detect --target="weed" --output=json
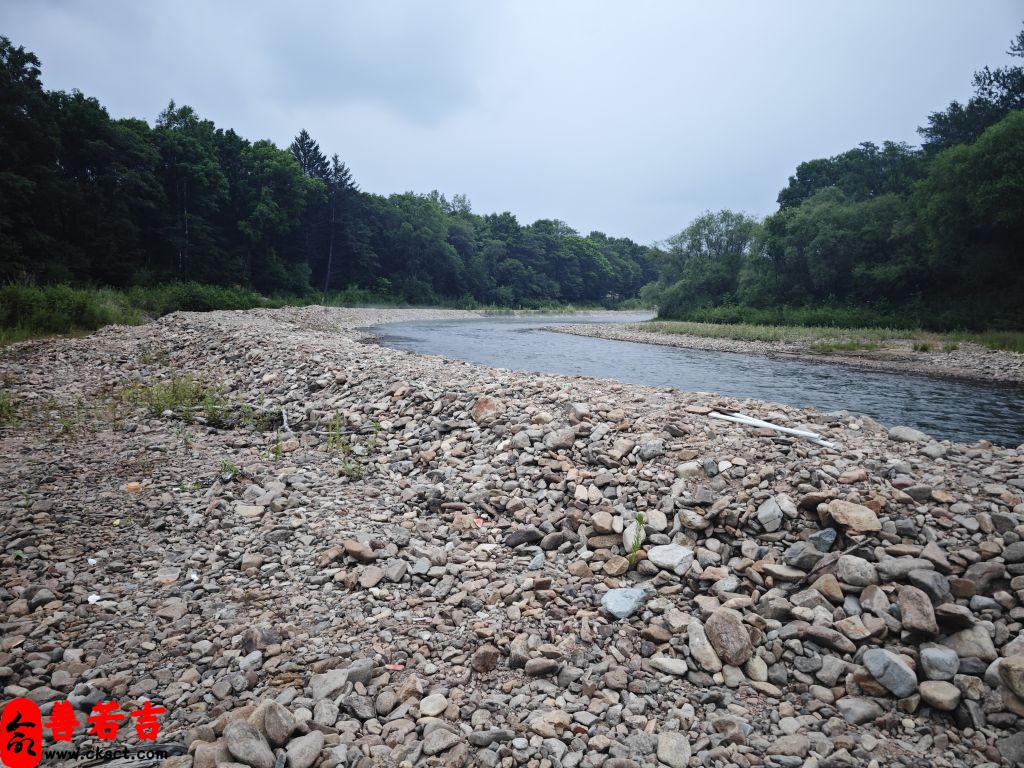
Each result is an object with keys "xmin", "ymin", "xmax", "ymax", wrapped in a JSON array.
[
  {"xmin": 0, "ymin": 391, "xmax": 15, "ymax": 426},
  {"xmin": 119, "ymin": 374, "xmax": 219, "ymax": 422},
  {"xmin": 627, "ymin": 512, "xmax": 646, "ymax": 566},
  {"xmin": 809, "ymin": 340, "xmax": 881, "ymax": 354},
  {"xmin": 219, "ymin": 460, "xmax": 241, "ymax": 476},
  {"xmin": 912, "ymin": 342, "xmax": 932, "ymax": 352},
  {"xmin": 943, "ymin": 342, "xmax": 959, "ymax": 353},
  {"xmin": 271, "ymin": 429, "xmax": 283, "ymax": 463}
]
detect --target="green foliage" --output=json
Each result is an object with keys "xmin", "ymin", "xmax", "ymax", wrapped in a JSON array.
[
  {"xmin": 219, "ymin": 460, "xmax": 240, "ymax": 476},
  {"xmin": 119, "ymin": 374, "xmax": 222, "ymax": 422},
  {"xmin": 627, "ymin": 512, "xmax": 646, "ymax": 566},
  {"xmin": 0, "ymin": 34, "xmax": 655, "ymax": 313},
  {"xmin": 0, "ymin": 391, "xmax": 15, "ymax": 426}
]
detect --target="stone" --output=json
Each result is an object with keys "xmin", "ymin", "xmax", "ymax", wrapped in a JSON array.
[
  {"xmin": 504, "ymin": 527, "xmax": 543, "ymax": 547},
  {"xmin": 649, "ymin": 657, "xmax": 689, "ymax": 676},
  {"xmin": 908, "ymin": 570, "xmax": 953, "ymax": 604},
  {"xmin": 471, "ymin": 396, "xmax": 504, "ymax": 423},
  {"xmin": 920, "ymin": 646, "xmax": 959, "ymax": 681},
  {"xmin": 646, "ymin": 543, "xmax": 694, "ymax": 574},
  {"xmin": 285, "ymin": 731, "xmax": 323, "ymax": 768},
  {"xmin": 472, "ymin": 644, "xmax": 501, "ymax": 673},
  {"xmin": 604, "ymin": 555, "xmax": 630, "ymax": 576},
  {"xmin": 897, "ymin": 585, "xmax": 938, "ymax": 636},
  {"xmin": 601, "ymin": 588, "xmax": 647, "ymax": 619},
  {"xmin": 341, "ymin": 539, "xmax": 376, "ymax": 563},
  {"xmin": 827, "ymin": 500, "xmax": 881, "ymax": 532},
  {"xmin": 544, "ymin": 426, "xmax": 576, "ymax": 450},
  {"xmin": 756, "ymin": 497, "xmax": 783, "ymax": 532},
  {"xmin": 942, "ymin": 625, "xmax": 997, "ymax": 662},
  {"xmin": 262, "ymin": 701, "xmax": 295, "ymax": 746},
  {"xmin": 918, "ymin": 680, "xmax": 961, "ymax": 711},
  {"xmin": 422, "ymin": 728, "xmax": 461, "ymax": 756},
  {"xmin": 862, "ymin": 648, "xmax": 918, "ymax": 698},
  {"xmin": 420, "ymin": 693, "xmax": 448, "ymax": 717},
  {"xmin": 704, "ymin": 608, "xmax": 753, "ymax": 666},
  {"xmin": 688, "ymin": 620, "xmax": 722, "ymax": 673},
  {"xmin": 525, "ymin": 658, "xmax": 559, "ymax": 676},
  {"xmin": 835, "ymin": 555, "xmax": 878, "ymax": 587},
  {"xmin": 836, "ymin": 697, "xmax": 882, "ymax": 725},
  {"xmin": 224, "ymin": 721, "xmax": 275, "ymax": 768},
  {"xmin": 888, "ymin": 425, "xmax": 929, "ymax": 442},
  {"xmin": 656, "ymin": 731, "xmax": 691, "ymax": 768},
  {"xmin": 998, "ymin": 656, "xmax": 1024, "ymax": 699},
  {"xmin": 997, "ymin": 731, "xmax": 1024, "ymax": 765},
  {"xmin": 767, "ymin": 734, "xmax": 810, "ymax": 757}
]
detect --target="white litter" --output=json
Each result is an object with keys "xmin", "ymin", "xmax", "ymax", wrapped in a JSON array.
[
  {"xmin": 87, "ymin": 558, "xmax": 97, "ymax": 565},
  {"xmin": 87, "ymin": 594, "xmax": 101, "ymax": 604},
  {"xmin": 709, "ymin": 410, "xmax": 836, "ymax": 449}
]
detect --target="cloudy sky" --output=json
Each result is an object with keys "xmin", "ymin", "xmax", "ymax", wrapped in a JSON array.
[{"xmin": 4, "ymin": 1, "xmax": 1021, "ymax": 243}]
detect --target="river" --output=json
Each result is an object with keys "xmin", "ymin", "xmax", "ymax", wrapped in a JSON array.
[{"xmin": 372, "ymin": 312, "xmax": 1024, "ymax": 446}]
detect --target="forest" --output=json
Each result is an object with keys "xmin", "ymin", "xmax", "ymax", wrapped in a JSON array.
[
  {"xmin": 0, "ymin": 35, "xmax": 655, "ymax": 313},
  {"xmin": 2, "ymin": 29, "xmax": 1023, "ymax": 335},
  {"xmin": 647, "ymin": 28, "xmax": 1024, "ymax": 331}
]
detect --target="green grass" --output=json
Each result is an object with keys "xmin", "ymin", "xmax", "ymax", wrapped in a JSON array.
[
  {"xmin": 0, "ymin": 391, "xmax": 15, "ymax": 426},
  {"xmin": 640, "ymin": 320, "xmax": 1024, "ymax": 354},
  {"xmin": 119, "ymin": 374, "xmax": 223, "ymax": 421}
]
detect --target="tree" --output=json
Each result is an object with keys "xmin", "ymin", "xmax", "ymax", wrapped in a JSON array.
[
  {"xmin": 919, "ymin": 26, "xmax": 1024, "ymax": 152},
  {"xmin": 289, "ymin": 129, "xmax": 329, "ymax": 180}
]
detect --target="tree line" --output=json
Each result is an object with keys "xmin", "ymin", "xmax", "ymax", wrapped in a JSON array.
[
  {"xmin": 647, "ymin": 28, "xmax": 1024, "ymax": 331},
  {"xmin": 0, "ymin": 36, "xmax": 655, "ymax": 307}
]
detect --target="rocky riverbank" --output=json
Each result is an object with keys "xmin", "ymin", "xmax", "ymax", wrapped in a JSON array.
[
  {"xmin": 550, "ymin": 323, "xmax": 1024, "ymax": 385},
  {"xmin": 1, "ymin": 305, "xmax": 1023, "ymax": 768}
]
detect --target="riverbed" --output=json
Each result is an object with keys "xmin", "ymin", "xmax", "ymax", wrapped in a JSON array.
[{"xmin": 373, "ymin": 312, "xmax": 1024, "ymax": 445}]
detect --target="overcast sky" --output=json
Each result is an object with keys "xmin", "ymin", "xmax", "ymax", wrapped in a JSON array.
[{"xmin": 3, "ymin": 1, "xmax": 1021, "ymax": 243}]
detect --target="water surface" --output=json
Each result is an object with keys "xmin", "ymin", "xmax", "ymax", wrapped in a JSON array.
[{"xmin": 373, "ymin": 313, "xmax": 1024, "ymax": 446}]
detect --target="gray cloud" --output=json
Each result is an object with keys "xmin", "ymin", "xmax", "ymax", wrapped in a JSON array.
[{"xmin": 3, "ymin": 0, "xmax": 1020, "ymax": 242}]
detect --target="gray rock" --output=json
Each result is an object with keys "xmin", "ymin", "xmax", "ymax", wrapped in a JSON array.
[
  {"xmin": 544, "ymin": 426, "xmax": 576, "ymax": 450},
  {"xmin": 835, "ymin": 555, "xmax": 878, "ymax": 587},
  {"xmin": 224, "ymin": 721, "xmax": 275, "ymax": 768},
  {"xmin": 862, "ymin": 648, "xmax": 918, "ymax": 698},
  {"xmin": 756, "ymin": 498, "xmax": 783, "ymax": 532},
  {"xmin": 657, "ymin": 732, "xmax": 691, "ymax": 768},
  {"xmin": 997, "ymin": 731, "xmax": 1024, "ymax": 764},
  {"xmin": 888, "ymin": 425, "xmax": 929, "ymax": 442},
  {"xmin": 646, "ymin": 543, "xmax": 694, "ymax": 574},
  {"xmin": 649, "ymin": 657, "xmax": 689, "ymax": 676},
  {"xmin": 262, "ymin": 701, "xmax": 295, "ymax": 746},
  {"xmin": 941, "ymin": 625, "xmax": 997, "ymax": 661},
  {"xmin": 285, "ymin": 731, "xmax": 324, "ymax": 768},
  {"xmin": 601, "ymin": 588, "xmax": 647, "ymax": 619},
  {"xmin": 423, "ymin": 728, "xmax": 461, "ymax": 756},
  {"xmin": 908, "ymin": 569, "xmax": 952, "ymax": 604},
  {"xmin": 836, "ymin": 697, "xmax": 882, "ymax": 725},
  {"xmin": 420, "ymin": 693, "xmax": 448, "ymax": 717},
  {"xmin": 920, "ymin": 646, "xmax": 959, "ymax": 681}
]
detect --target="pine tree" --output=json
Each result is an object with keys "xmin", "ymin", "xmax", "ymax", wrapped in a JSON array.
[{"xmin": 288, "ymin": 129, "xmax": 329, "ymax": 180}]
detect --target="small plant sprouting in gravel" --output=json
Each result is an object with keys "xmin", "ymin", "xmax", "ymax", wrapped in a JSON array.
[
  {"xmin": 0, "ymin": 391, "xmax": 16, "ymax": 426},
  {"xmin": 219, "ymin": 460, "xmax": 241, "ymax": 476},
  {"xmin": 913, "ymin": 342, "xmax": 933, "ymax": 352},
  {"xmin": 627, "ymin": 511, "xmax": 646, "ymax": 566},
  {"xmin": 271, "ymin": 429, "xmax": 283, "ymax": 463},
  {"xmin": 119, "ymin": 373, "xmax": 221, "ymax": 422}
]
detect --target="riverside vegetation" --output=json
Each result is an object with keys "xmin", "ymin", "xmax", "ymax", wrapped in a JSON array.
[{"xmin": 1, "ymin": 306, "xmax": 1024, "ymax": 767}]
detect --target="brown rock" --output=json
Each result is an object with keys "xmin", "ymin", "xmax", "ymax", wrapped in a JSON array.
[
  {"xmin": 897, "ymin": 585, "xmax": 939, "ymax": 636},
  {"xmin": 342, "ymin": 539, "xmax": 376, "ymax": 563},
  {"xmin": 472, "ymin": 645, "xmax": 501, "ymax": 673},
  {"xmin": 470, "ymin": 396, "xmax": 504, "ymax": 424},
  {"xmin": 704, "ymin": 608, "xmax": 753, "ymax": 666},
  {"xmin": 826, "ymin": 500, "xmax": 881, "ymax": 532}
]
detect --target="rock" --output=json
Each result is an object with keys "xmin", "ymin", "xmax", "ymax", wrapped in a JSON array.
[
  {"xmin": 471, "ymin": 396, "xmax": 504, "ymax": 423},
  {"xmin": 601, "ymin": 588, "xmax": 647, "ymax": 619},
  {"xmin": 604, "ymin": 555, "xmax": 630, "ymax": 576},
  {"xmin": 656, "ymin": 731, "xmax": 691, "ymax": 768},
  {"xmin": 920, "ymin": 646, "xmax": 959, "ymax": 681},
  {"xmin": 889, "ymin": 425, "xmax": 929, "ymax": 442},
  {"xmin": 341, "ymin": 539, "xmax": 376, "ymax": 563},
  {"xmin": 997, "ymin": 731, "xmax": 1024, "ymax": 764},
  {"xmin": 544, "ymin": 425, "xmax": 576, "ymax": 450},
  {"xmin": 262, "ymin": 701, "xmax": 295, "ymax": 746},
  {"xmin": 525, "ymin": 658, "xmax": 560, "ymax": 676},
  {"xmin": 649, "ymin": 657, "xmax": 689, "ymax": 676},
  {"xmin": 918, "ymin": 680, "xmax": 961, "ymax": 711},
  {"xmin": 835, "ymin": 555, "xmax": 878, "ymax": 587},
  {"xmin": 505, "ymin": 527, "xmax": 543, "ymax": 547},
  {"xmin": 688, "ymin": 620, "xmax": 722, "ymax": 673},
  {"xmin": 942, "ymin": 625, "xmax": 997, "ymax": 662},
  {"xmin": 998, "ymin": 656, "xmax": 1024, "ymax": 699},
  {"xmin": 837, "ymin": 697, "xmax": 882, "ymax": 725},
  {"xmin": 285, "ymin": 731, "xmax": 324, "ymax": 768},
  {"xmin": 472, "ymin": 644, "xmax": 501, "ymax": 673},
  {"xmin": 704, "ymin": 608, "xmax": 753, "ymax": 666},
  {"xmin": 908, "ymin": 570, "xmax": 953, "ymax": 604},
  {"xmin": 826, "ymin": 500, "xmax": 881, "ymax": 532},
  {"xmin": 756, "ymin": 497, "xmax": 783, "ymax": 532},
  {"xmin": 767, "ymin": 734, "xmax": 810, "ymax": 757},
  {"xmin": 422, "ymin": 728, "xmax": 461, "ymax": 756},
  {"xmin": 224, "ymin": 721, "xmax": 275, "ymax": 768},
  {"xmin": 646, "ymin": 543, "xmax": 694, "ymax": 574},
  {"xmin": 862, "ymin": 648, "xmax": 918, "ymax": 698},
  {"xmin": 897, "ymin": 585, "xmax": 939, "ymax": 636},
  {"xmin": 420, "ymin": 693, "xmax": 448, "ymax": 717}
]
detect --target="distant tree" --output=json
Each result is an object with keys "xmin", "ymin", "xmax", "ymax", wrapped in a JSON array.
[
  {"xmin": 289, "ymin": 129, "xmax": 329, "ymax": 180},
  {"xmin": 919, "ymin": 26, "xmax": 1024, "ymax": 152}
]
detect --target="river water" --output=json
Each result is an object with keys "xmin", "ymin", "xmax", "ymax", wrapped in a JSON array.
[{"xmin": 372, "ymin": 313, "xmax": 1024, "ymax": 446}]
